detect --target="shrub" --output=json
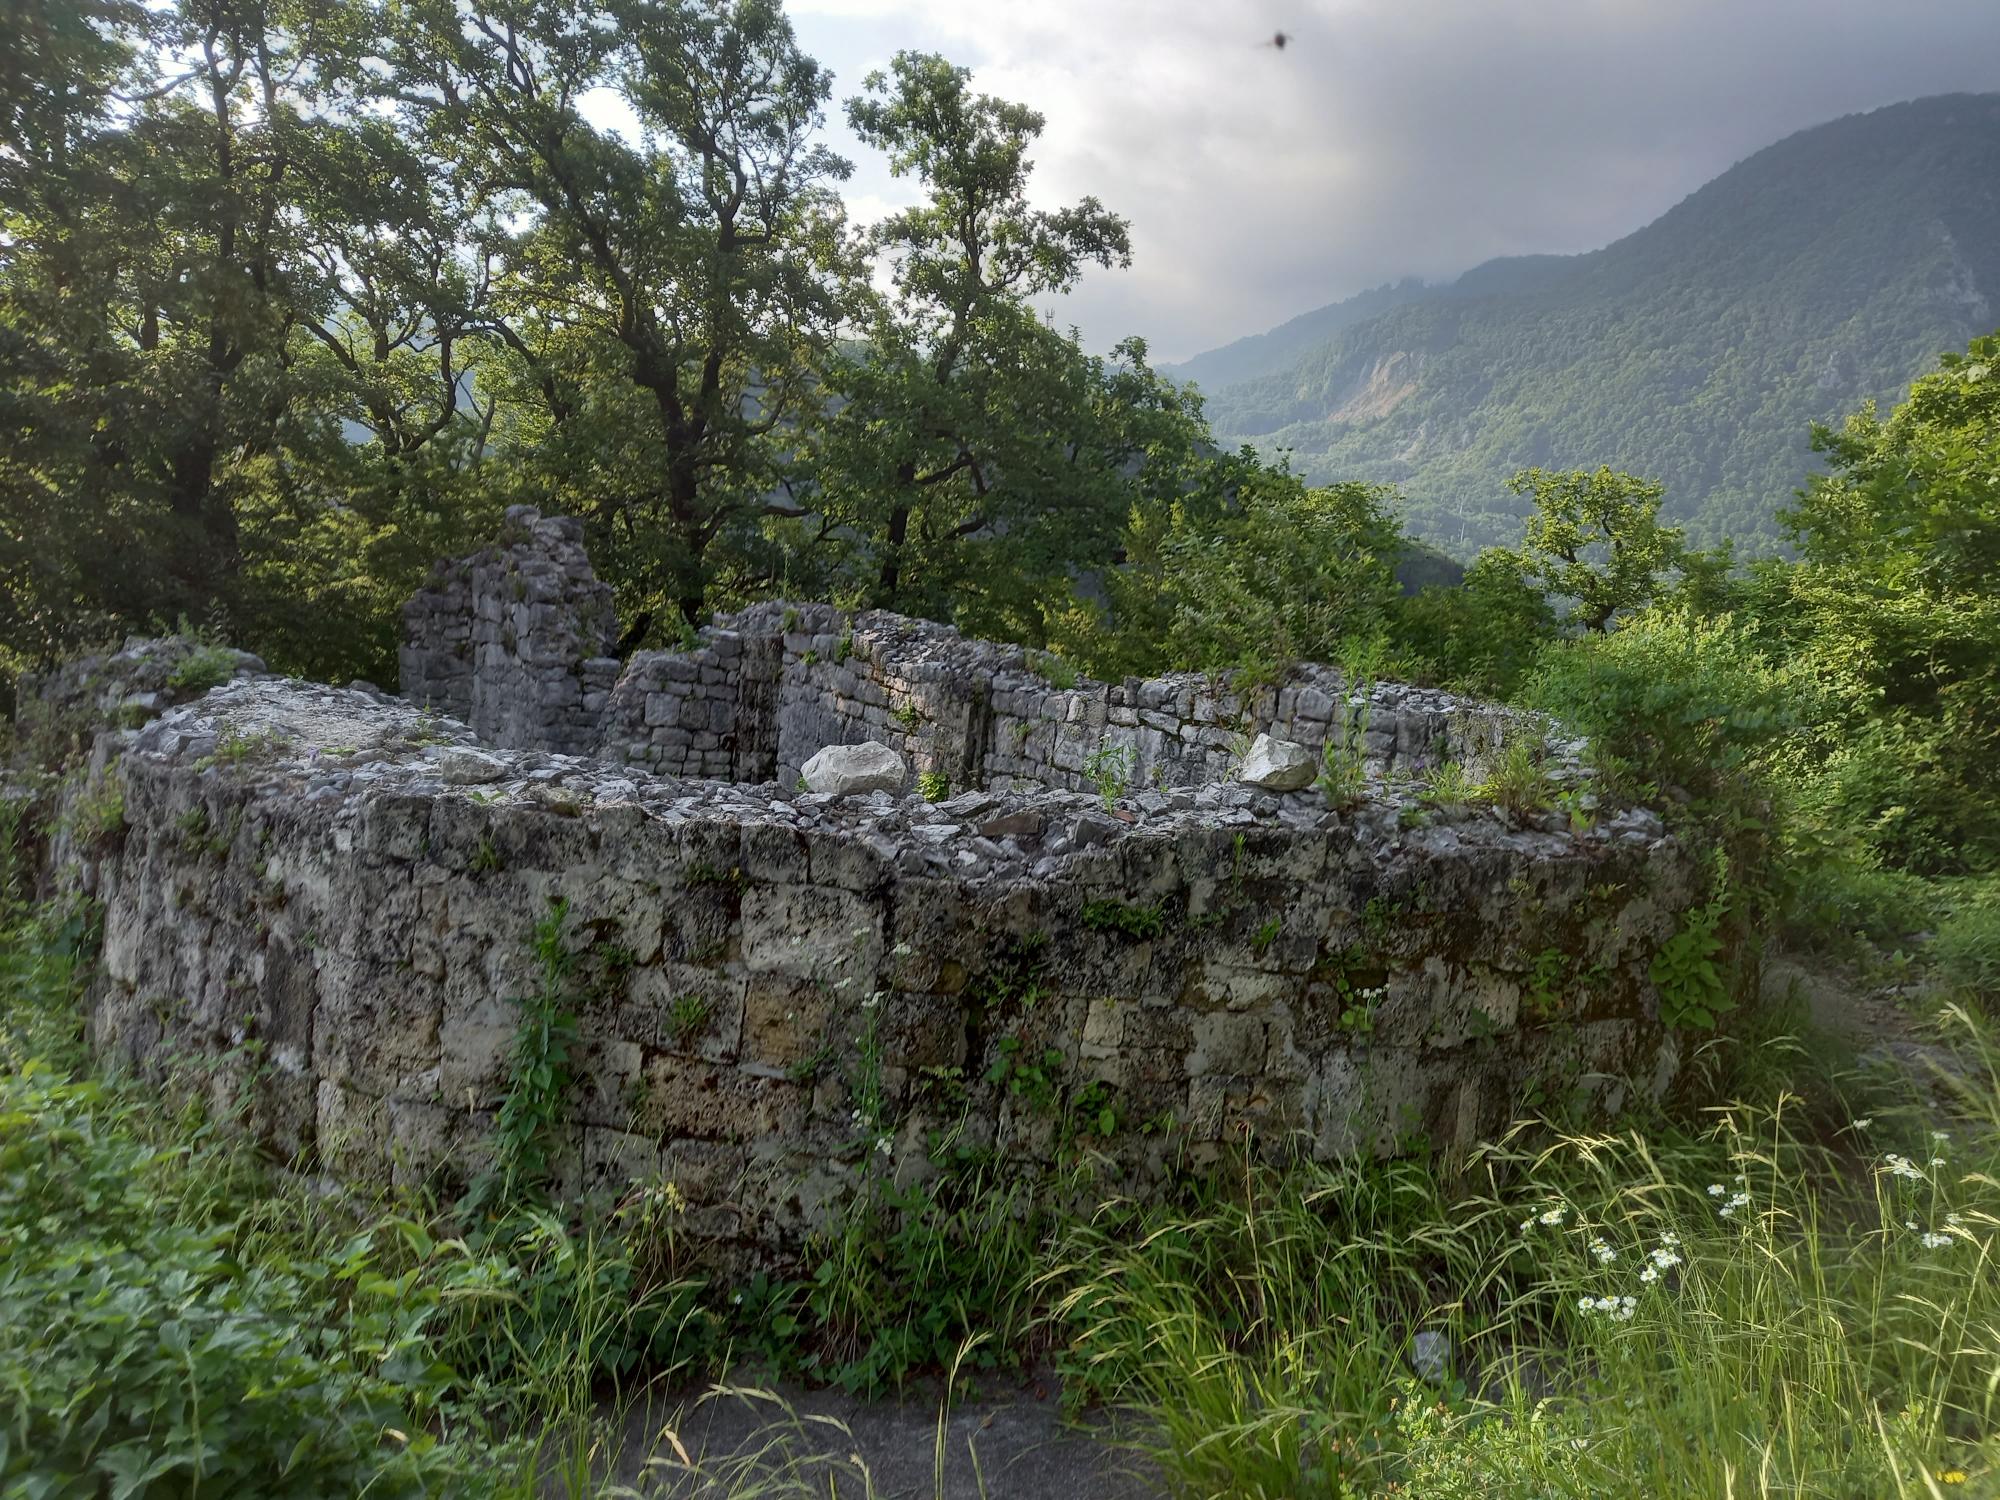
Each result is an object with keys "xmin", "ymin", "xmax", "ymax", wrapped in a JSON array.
[
  {"xmin": 1935, "ymin": 881, "xmax": 2000, "ymax": 999},
  {"xmin": 166, "ymin": 645, "xmax": 238, "ymax": 696},
  {"xmin": 1524, "ymin": 609, "xmax": 1817, "ymax": 806}
]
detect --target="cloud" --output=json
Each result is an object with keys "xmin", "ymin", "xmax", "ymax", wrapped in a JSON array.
[{"xmin": 781, "ymin": 0, "xmax": 2000, "ymax": 362}]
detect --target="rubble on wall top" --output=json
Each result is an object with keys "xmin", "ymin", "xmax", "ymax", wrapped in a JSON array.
[{"xmin": 124, "ymin": 676, "xmax": 1667, "ymax": 891}]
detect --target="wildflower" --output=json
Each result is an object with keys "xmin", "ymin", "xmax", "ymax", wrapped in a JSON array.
[
  {"xmin": 1639, "ymin": 1265, "xmax": 1659, "ymax": 1284},
  {"xmin": 1659, "ymin": 1231, "xmax": 1681, "ymax": 1247},
  {"xmin": 1884, "ymin": 1154, "xmax": 1926, "ymax": 1181},
  {"xmin": 1852, "ymin": 1117, "xmax": 1873, "ymax": 1130},
  {"xmin": 1576, "ymin": 1295, "xmax": 1595, "ymax": 1313},
  {"xmin": 1706, "ymin": 1184, "xmax": 1726, "ymax": 1197},
  {"xmin": 891, "ymin": 942, "xmax": 914, "ymax": 958},
  {"xmin": 1717, "ymin": 1190, "xmax": 1750, "ymax": 1219},
  {"xmin": 1589, "ymin": 1237, "xmax": 1617, "ymax": 1265},
  {"xmin": 1538, "ymin": 1207, "xmax": 1567, "ymax": 1226},
  {"xmin": 1947, "ymin": 1213, "xmax": 1964, "ymax": 1228},
  {"xmin": 1648, "ymin": 1247, "xmax": 1682, "ymax": 1270},
  {"xmin": 1938, "ymin": 1468, "xmax": 1967, "ymax": 1485},
  {"xmin": 1933, "ymin": 1131, "xmax": 1951, "ymax": 1144},
  {"xmin": 874, "ymin": 1134, "xmax": 892, "ymax": 1156},
  {"xmin": 1921, "ymin": 1231, "xmax": 1953, "ymax": 1250}
]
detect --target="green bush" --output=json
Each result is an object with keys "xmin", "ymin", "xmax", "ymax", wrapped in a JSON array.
[
  {"xmin": 1935, "ymin": 882, "xmax": 2000, "ymax": 999},
  {"xmin": 0, "ymin": 1070, "xmax": 479, "ymax": 1498},
  {"xmin": 165, "ymin": 644, "xmax": 238, "ymax": 696},
  {"xmin": 1524, "ymin": 609, "xmax": 1818, "ymax": 806}
]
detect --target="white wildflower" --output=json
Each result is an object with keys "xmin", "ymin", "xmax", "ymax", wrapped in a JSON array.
[
  {"xmin": 1590, "ymin": 1237, "xmax": 1617, "ymax": 1265},
  {"xmin": 1884, "ymin": 1154, "xmax": 1925, "ymax": 1181},
  {"xmin": 891, "ymin": 942, "xmax": 914, "ymax": 958},
  {"xmin": 1639, "ymin": 1265, "xmax": 1660, "ymax": 1284},
  {"xmin": 1538, "ymin": 1207, "xmax": 1567, "ymax": 1226},
  {"xmin": 1852, "ymin": 1118, "xmax": 1873, "ymax": 1130},
  {"xmin": 1921, "ymin": 1231, "xmax": 1953, "ymax": 1250},
  {"xmin": 1576, "ymin": 1295, "xmax": 1594, "ymax": 1313},
  {"xmin": 1706, "ymin": 1183, "xmax": 1726, "ymax": 1197},
  {"xmin": 874, "ymin": 1134, "xmax": 893, "ymax": 1156},
  {"xmin": 1649, "ymin": 1247, "xmax": 1682, "ymax": 1270}
]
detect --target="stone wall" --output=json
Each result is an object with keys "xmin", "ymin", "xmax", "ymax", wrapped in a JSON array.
[
  {"xmin": 405, "ymin": 513, "xmax": 1575, "ymax": 800},
  {"xmin": 70, "ymin": 673, "xmax": 1694, "ymax": 1263},
  {"xmin": 400, "ymin": 506, "xmax": 622, "ymax": 756}
]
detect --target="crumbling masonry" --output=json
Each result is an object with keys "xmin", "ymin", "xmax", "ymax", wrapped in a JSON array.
[{"xmin": 40, "ymin": 508, "xmax": 1700, "ymax": 1259}]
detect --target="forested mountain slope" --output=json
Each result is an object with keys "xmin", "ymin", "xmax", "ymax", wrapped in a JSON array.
[{"xmin": 1194, "ymin": 94, "xmax": 2000, "ymax": 552}]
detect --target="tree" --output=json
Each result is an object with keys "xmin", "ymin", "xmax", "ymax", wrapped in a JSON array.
[
  {"xmin": 392, "ymin": 0, "xmax": 855, "ymax": 638},
  {"xmin": 1495, "ymin": 467, "xmax": 1688, "ymax": 633},
  {"xmin": 1762, "ymin": 332, "xmax": 2000, "ymax": 872},
  {"xmin": 1057, "ymin": 453, "xmax": 1406, "ymax": 681},
  {"xmin": 801, "ymin": 52, "xmax": 1147, "ymax": 631},
  {"xmin": 0, "ymin": 0, "xmax": 367, "ymax": 656}
]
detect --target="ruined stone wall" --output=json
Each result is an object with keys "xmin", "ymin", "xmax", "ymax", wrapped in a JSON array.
[
  {"xmin": 399, "ymin": 506, "xmax": 622, "ymax": 756},
  {"xmin": 73, "ymin": 675, "xmax": 1694, "ymax": 1262},
  {"xmin": 407, "ymin": 515, "xmax": 1571, "ymax": 799}
]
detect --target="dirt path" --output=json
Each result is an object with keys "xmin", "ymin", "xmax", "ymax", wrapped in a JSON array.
[{"xmin": 593, "ymin": 1373, "xmax": 1161, "ymax": 1499}]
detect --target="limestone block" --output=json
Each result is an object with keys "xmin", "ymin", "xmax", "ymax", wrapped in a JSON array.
[
  {"xmin": 801, "ymin": 740, "xmax": 906, "ymax": 796},
  {"xmin": 1238, "ymin": 733, "xmax": 1317, "ymax": 791}
]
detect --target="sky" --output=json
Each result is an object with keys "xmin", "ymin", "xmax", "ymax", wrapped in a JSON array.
[{"xmin": 708, "ymin": 1, "xmax": 2000, "ymax": 364}]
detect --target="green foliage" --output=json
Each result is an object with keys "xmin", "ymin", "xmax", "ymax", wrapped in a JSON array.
[
  {"xmin": 1476, "ymin": 738, "xmax": 1558, "ymax": 820},
  {"xmin": 481, "ymin": 902, "xmax": 578, "ymax": 1205},
  {"xmin": 1488, "ymin": 468, "xmax": 1691, "ymax": 632},
  {"xmin": 1651, "ymin": 883, "xmax": 1736, "ymax": 1031},
  {"xmin": 1079, "ymin": 899, "xmax": 1167, "ymax": 940},
  {"xmin": 1934, "ymin": 881, "xmax": 2000, "ymax": 997},
  {"xmin": 668, "ymin": 992, "xmax": 712, "ymax": 1050},
  {"xmin": 0, "ymin": 1069, "xmax": 487, "ymax": 1498},
  {"xmin": 788, "ymin": 52, "xmax": 1213, "ymax": 644},
  {"xmin": 1061, "ymin": 459, "xmax": 1405, "ymax": 681},
  {"xmin": 1419, "ymin": 760, "xmax": 1477, "ymax": 806},
  {"xmin": 1317, "ymin": 710, "xmax": 1372, "ymax": 811},
  {"xmin": 1081, "ymin": 740, "xmax": 1133, "ymax": 811},
  {"xmin": 1756, "ymin": 333, "xmax": 2000, "ymax": 874},
  {"xmin": 166, "ymin": 646, "xmax": 237, "ymax": 696},
  {"xmin": 1526, "ymin": 609, "xmax": 1813, "ymax": 807},
  {"xmin": 916, "ymin": 770, "xmax": 950, "ymax": 802}
]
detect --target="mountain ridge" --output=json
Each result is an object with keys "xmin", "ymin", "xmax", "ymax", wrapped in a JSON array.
[{"xmin": 1185, "ymin": 93, "xmax": 2000, "ymax": 554}]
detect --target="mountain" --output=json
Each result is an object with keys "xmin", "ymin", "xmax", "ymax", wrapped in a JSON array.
[
  {"xmin": 1163, "ymin": 278, "xmax": 1437, "ymax": 392},
  {"xmin": 1189, "ymin": 94, "xmax": 2000, "ymax": 555}
]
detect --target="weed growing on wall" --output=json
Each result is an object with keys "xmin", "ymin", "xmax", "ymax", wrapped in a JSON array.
[
  {"xmin": 1082, "ymin": 740, "xmax": 1133, "ymax": 810},
  {"xmin": 479, "ymin": 899, "xmax": 579, "ymax": 1204}
]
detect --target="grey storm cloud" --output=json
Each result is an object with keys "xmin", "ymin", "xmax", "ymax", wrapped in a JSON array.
[{"xmin": 783, "ymin": 0, "xmax": 2000, "ymax": 362}]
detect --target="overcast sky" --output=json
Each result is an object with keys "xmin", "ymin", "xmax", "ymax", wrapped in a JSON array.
[{"xmin": 758, "ymin": 0, "xmax": 2000, "ymax": 363}]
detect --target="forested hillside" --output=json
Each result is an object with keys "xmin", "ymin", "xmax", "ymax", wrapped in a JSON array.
[{"xmin": 1199, "ymin": 94, "xmax": 2000, "ymax": 553}]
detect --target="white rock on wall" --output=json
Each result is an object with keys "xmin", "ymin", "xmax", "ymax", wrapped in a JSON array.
[
  {"xmin": 801, "ymin": 740, "xmax": 907, "ymax": 796},
  {"xmin": 1238, "ymin": 733, "xmax": 1317, "ymax": 791}
]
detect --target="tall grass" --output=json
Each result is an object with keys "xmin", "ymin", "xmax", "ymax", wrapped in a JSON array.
[{"xmin": 1043, "ymin": 1013, "xmax": 2000, "ymax": 1496}]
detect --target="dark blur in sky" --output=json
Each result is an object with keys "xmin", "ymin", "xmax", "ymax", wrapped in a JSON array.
[{"xmin": 762, "ymin": 0, "xmax": 2000, "ymax": 361}]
